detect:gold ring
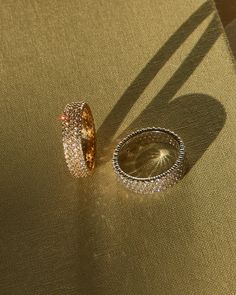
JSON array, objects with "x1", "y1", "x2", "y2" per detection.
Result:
[{"x1": 59, "y1": 102, "x2": 96, "y2": 177}]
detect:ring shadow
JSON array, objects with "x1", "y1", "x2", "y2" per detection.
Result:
[
  {"x1": 77, "y1": 1, "x2": 227, "y2": 294},
  {"x1": 97, "y1": 2, "x2": 226, "y2": 171},
  {"x1": 125, "y1": 93, "x2": 226, "y2": 171}
]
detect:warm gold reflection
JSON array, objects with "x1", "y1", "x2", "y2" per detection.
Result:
[
  {"x1": 81, "y1": 106, "x2": 96, "y2": 171},
  {"x1": 118, "y1": 142, "x2": 178, "y2": 178}
]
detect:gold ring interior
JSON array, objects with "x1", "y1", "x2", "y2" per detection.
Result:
[{"x1": 80, "y1": 104, "x2": 96, "y2": 171}]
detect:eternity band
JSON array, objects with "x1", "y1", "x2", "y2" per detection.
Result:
[
  {"x1": 112, "y1": 127, "x2": 186, "y2": 194},
  {"x1": 60, "y1": 102, "x2": 96, "y2": 177}
]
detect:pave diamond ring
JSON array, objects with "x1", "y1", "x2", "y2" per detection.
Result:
[
  {"x1": 59, "y1": 102, "x2": 96, "y2": 177},
  {"x1": 112, "y1": 127, "x2": 186, "y2": 194}
]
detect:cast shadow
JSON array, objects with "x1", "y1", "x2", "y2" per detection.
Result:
[
  {"x1": 97, "y1": 1, "x2": 226, "y2": 171},
  {"x1": 77, "y1": 1, "x2": 226, "y2": 294}
]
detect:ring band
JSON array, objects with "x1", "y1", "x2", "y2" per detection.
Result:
[
  {"x1": 60, "y1": 102, "x2": 96, "y2": 177},
  {"x1": 112, "y1": 127, "x2": 186, "y2": 194}
]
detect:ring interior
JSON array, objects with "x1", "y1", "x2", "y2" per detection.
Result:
[
  {"x1": 117, "y1": 130, "x2": 180, "y2": 178},
  {"x1": 80, "y1": 104, "x2": 96, "y2": 171}
]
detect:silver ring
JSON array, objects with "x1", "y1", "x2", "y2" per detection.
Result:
[
  {"x1": 112, "y1": 127, "x2": 186, "y2": 194},
  {"x1": 59, "y1": 102, "x2": 96, "y2": 177}
]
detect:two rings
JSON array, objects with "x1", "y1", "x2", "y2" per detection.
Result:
[{"x1": 59, "y1": 102, "x2": 186, "y2": 194}]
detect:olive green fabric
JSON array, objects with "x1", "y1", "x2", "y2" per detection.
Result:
[
  {"x1": 1, "y1": 0, "x2": 236, "y2": 294},
  {"x1": 226, "y1": 20, "x2": 236, "y2": 58}
]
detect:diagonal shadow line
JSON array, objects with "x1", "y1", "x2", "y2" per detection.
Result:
[
  {"x1": 126, "y1": 14, "x2": 221, "y2": 129},
  {"x1": 97, "y1": 1, "x2": 214, "y2": 149}
]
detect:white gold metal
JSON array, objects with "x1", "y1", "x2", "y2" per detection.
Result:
[{"x1": 112, "y1": 127, "x2": 186, "y2": 194}]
